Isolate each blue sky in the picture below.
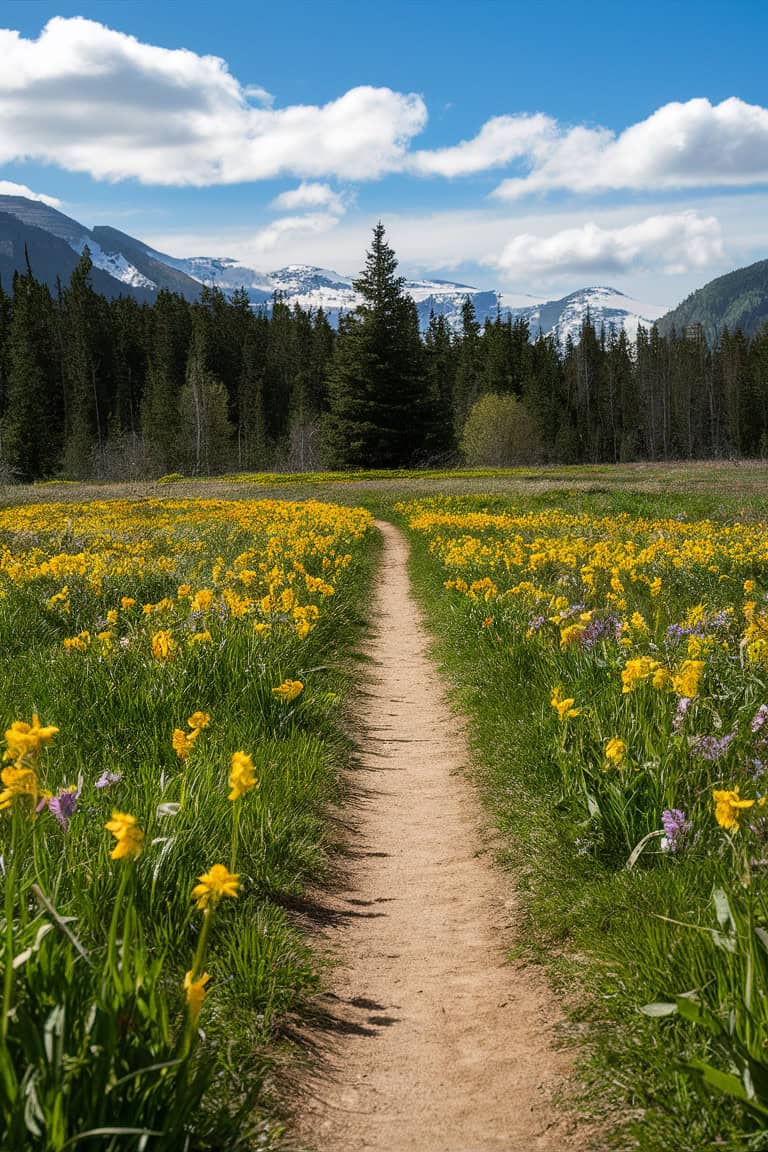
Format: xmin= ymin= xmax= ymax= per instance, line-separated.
xmin=1 ymin=0 xmax=767 ymax=305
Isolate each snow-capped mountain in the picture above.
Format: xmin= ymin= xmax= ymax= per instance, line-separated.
xmin=0 ymin=194 xmax=668 ymax=341
xmin=507 ymin=286 xmax=668 ymax=345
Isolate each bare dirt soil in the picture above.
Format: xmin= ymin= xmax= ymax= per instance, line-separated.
xmin=294 ymin=520 xmax=579 ymax=1152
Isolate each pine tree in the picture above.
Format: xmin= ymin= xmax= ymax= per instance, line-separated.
xmin=322 ymin=223 xmax=430 ymax=468
xmin=4 ymin=269 xmax=61 ymax=479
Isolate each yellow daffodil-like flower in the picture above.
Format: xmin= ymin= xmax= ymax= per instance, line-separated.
xmin=550 ymin=687 xmax=580 ymax=721
xmin=745 ymin=579 xmax=757 ymax=595
xmin=604 ymin=738 xmax=627 ymax=769
xmin=0 ymin=764 xmax=39 ymax=810
xmin=652 ymin=666 xmax=673 ymax=691
xmin=184 ymin=970 xmax=210 ymax=1021
xmin=190 ymin=589 xmax=214 ymax=613
xmin=120 ymin=597 xmax=136 ymax=611
xmin=713 ymin=787 xmax=755 ymax=831
xmin=229 ymin=751 xmax=258 ymax=801
xmin=621 ymin=656 xmax=663 ymax=693
xmin=172 ymin=728 xmax=199 ymax=760
xmin=188 ymin=631 xmax=212 ymax=646
xmin=272 ymin=679 xmax=304 ymax=702
xmin=187 ymin=711 xmax=211 ymax=731
xmin=191 ymin=863 xmax=240 ymax=910
xmin=105 ymin=810 xmax=144 ymax=860
xmin=63 ymin=631 xmax=91 ymax=653
xmin=560 ymin=622 xmax=586 ymax=647
xmin=3 ymin=714 xmax=59 ymax=765
xmin=672 ymin=659 xmax=705 ymax=698
xmin=106 ymin=609 xmax=118 ymax=626
xmin=151 ymin=630 xmax=177 ymax=661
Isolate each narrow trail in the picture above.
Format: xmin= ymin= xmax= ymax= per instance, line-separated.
xmin=297 ymin=520 xmax=576 ymax=1152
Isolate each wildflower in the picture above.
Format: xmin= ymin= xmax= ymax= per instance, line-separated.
xmin=120 ymin=597 xmax=136 ymax=610
xmin=621 ymin=656 xmax=662 ymax=693
xmin=187 ymin=711 xmax=211 ymax=731
xmin=105 ymin=810 xmax=144 ymax=860
xmin=188 ymin=630 xmax=212 ymax=646
xmin=672 ymin=697 xmax=693 ymax=732
xmin=0 ymin=764 xmax=38 ymax=810
xmin=4 ymin=714 xmax=59 ymax=765
xmin=191 ymin=863 xmax=240 ymax=910
xmin=713 ymin=787 xmax=755 ymax=831
xmin=63 ymin=631 xmax=91 ymax=653
xmin=660 ymin=808 xmax=691 ymax=853
xmin=652 ymin=666 xmax=673 ymax=691
xmin=184 ymin=970 xmax=210 ymax=1021
xmin=688 ymin=733 xmax=735 ymax=761
xmin=106 ymin=609 xmax=118 ymax=626
xmin=745 ymin=579 xmax=757 ymax=595
xmin=272 ymin=679 xmax=304 ymax=702
xmin=151 ymin=630 xmax=176 ymax=661
xmin=604 ymin=738 xmax=627 ymax=769
xmin=172 ymin=728 xmax=199 ymax=760
xmin=229 ymin=751 xmax=258 ymax=801
xmin=751 ymin=704 xmax=768 ymax=734
xmin=550 ymin=687 xmax=579 ymax=721
xmin=672 ymin=660 xmax=705 ymax=698
xmin=95 ymin=769 xmax=122 ymax=790
xmin=44 ymin=784 xmax=80 ymax=831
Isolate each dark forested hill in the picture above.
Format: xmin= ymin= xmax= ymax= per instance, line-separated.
xmin=657 ymin=259 xmax=768 ymax=343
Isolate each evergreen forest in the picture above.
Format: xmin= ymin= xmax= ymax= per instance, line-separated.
xmin=2 ymin=223 xmax=768 ymax=481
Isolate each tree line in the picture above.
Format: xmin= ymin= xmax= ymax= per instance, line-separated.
xmin=1 ymin=223 xmax=768 ymax=481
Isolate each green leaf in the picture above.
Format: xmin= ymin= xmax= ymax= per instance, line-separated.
xmin=640 ymin=1001 xmax=678 ymax=1017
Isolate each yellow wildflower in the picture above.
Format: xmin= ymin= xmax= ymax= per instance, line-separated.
xmin=4 ymin=714 xmax=59 ymax=764
xmin=745 ymin=579 xmax=756 ymax=594
xmin=120 ymin=597 xmax=136 ymax=611
xmin=713 ymin=788 xmax=755 ymax=831
xmin=604 ymin=738 xmax=627 ymax=769
xmin=621 ymin=656 xmax=662 ymax=693
xmin=191 ymin=863 xmax=240 ymax=910
xmin=106 ymin=609 xmax=118 ymax=626
xmin=151 ymin=630 xmax=176 ymax=661
xmin=63 ymin=631 xmax=91 ymax=653
xmin=229 ymin=751 xmax=258 ymax=801
xmin=188 ymin=630 xmax=212 ymax=646
xmin=550 ymin=687 xmax=580 ymax=721
xmin=184 ymin=970 xmax=210 ymax=1021
xmin=672 ymin=659 xmax=705 ymax=698
xmin=105 ymin=810 xmax=144 ymax=860
xmin=172 ymin=728 xmax=199 ymax=760
xmin=272 ymin=679 xmax=304 ymax=702
xmin=0 ymin=764 xmax=39 ymax=809
xmin=187 ymin=711 xmax=211 ymax=731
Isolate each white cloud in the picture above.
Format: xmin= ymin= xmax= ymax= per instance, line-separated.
xmin=488 ymin=212 xmax=724 ymax=280
xmin=247 ymin=212 xmax=341 ymax=256
xmin=493 ymin=98 xmax=768 ymax=198
xmin=270 ymin=182 xmax=347 ymax=213
xmin=0 ymin=17 xmax=426 ymax=185
xmin=0 ymin=180 xmax=61 ymax=206
xmin=408 ymin=114 xmax=554 ymax=177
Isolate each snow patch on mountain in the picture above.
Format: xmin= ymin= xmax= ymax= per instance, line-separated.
xmin=513 ymin=286 xmax=667 ymax=345
xmin=71 ymin=238 xmax=156 ymax=291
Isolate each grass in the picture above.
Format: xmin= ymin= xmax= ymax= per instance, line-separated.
xmin=0 ymin=496 xmax=377 ymax=1150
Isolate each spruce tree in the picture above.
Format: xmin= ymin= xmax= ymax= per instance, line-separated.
xmin=322 ymin=223 xmax=430 ymax=468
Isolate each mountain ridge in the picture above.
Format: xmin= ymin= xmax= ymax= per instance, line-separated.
xmin=0 ymin=193 xmax=665 ymax=342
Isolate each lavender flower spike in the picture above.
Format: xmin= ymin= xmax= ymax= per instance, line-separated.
xmin=660 ymin=808 xmax=691 ymax=853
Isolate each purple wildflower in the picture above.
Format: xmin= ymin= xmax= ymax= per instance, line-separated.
xmin=672 ymin=697 xmax=692 ymax=732
xmin=39 ymin=783 xmax=81 ymax=831
xmin=527 ymin=614 xmax=546 ymax=632
xmin=752 ymin=705 xmax=768 ymax=734
xmin=661 ymin=809 xmax=691 ymax=853
xmin=579 ymin=614 xmax=620 ymax=650
xmin=95 ymin=769 xmax=122 ymax=790
xmin=688 ymin=732 xmax=735 ymax=761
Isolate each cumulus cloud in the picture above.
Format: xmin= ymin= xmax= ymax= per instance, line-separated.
xmin=270 ymin=182 xmax=347 ymax=213
xmin=489 ymin=212 xmax=724 ymax=280
xmin=408 ymin=114 xmax=554 ymax=177
xmin=493 ymin=98 xmax=768 ymax=198
xmin=247 ymin=212 xmax=341 ymax=256
xmin=0 ymin=17 xmax=426 ymax=185
xmin=0 ymin=180 xmax=61 ymax=206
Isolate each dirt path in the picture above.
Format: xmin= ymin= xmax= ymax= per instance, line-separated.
xmin=297 ymin=520 xmax=576 ymax=1152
